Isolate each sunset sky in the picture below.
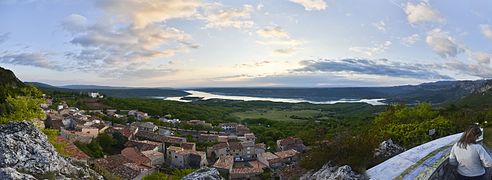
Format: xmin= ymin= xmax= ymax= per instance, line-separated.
xmin=1 ymin=0 xmax=492 ymax=87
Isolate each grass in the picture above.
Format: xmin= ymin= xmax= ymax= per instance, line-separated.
xmin=232 ymin=109 xmax=333 ymax=121
xmin=42 ymin=129 xmax=72 ymax=157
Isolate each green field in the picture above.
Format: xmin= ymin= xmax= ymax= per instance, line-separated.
xmin=232 ymin=109 xmax=334 ymax=121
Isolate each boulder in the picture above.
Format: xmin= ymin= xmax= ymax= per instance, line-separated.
xmin=300 ymin=163 xmax=366 ymax=180
xmin=374 ymin=139 xmax=406 ymax=159
xmin=182 ymin=167 xmax=224 ymax=180
xmin=0 ymin=121 xmax=102 ymax=179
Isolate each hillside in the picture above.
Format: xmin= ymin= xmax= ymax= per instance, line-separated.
xmin=453 ymin=80 xmax=492 ymax=108
xmin=0 ymin=67 xmax=27 ymax=116
xmin=197 ymin=80 xmax=489 ymax=105
xmin=29 ymin=83 xmax=190 ymax=98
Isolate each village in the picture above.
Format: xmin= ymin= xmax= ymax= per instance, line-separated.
xmin=40 ymin=92 xmax=307 ymax=180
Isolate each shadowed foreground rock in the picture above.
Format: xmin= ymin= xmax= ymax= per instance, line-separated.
xmin=374 ymin=139 xmax=406 ymax=159
xmin=0 ymin=121 xmax=102 ymax=179
xmin=182 ymin=167 xmax=224 ymax=180
xmin=300 ymin=163 xmax=367 ymax=180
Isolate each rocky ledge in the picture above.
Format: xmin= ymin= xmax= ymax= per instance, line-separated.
xmin=0 ymin=121 xmax=102 ymax=180
xmin=182 ymin=167 xmax=224 ymax=180
xmin=300 ymin=163 xmax=367 ymax=180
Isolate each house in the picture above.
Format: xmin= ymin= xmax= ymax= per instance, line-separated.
xmin=62 ymin=118 xmax=76 ymax=129
xmin=238 ymin=133 xmax=256 ymax=142
xmin=88 ymin=92 xmax=103 ymax=98
xmin=125 ymin=140 xmax=164 ymax=152
xmin=136 ymin=112 xmax=149 ymax=121
xmin=199 ymin=134 xmax=218 ymax=142
xmin=134 ymin=130 xmax=186 ymax=145
xmin=255 ymin=143 xmax=266 ymax=158
xmin=159 ymin=117 xmax=180 ymax=124
xmin=220 ymin=123 xmax=238 ymax=133
xmin=181 ymin=142 xmax=196 ymax=151
xmin=213 ymin=155 xmax=234 ymax=175
xmin=142 ymin=150 xmax=164 ymax=166
xmin=137 ymin=122 xmax=158 ymax=132
xmin=274 ymin=149 xmax=299 ymax=164
xmin=219 ymin=123 xmax=251 ymax=135
xmin=94 ymin=154 xmax=151 ymax=180
xmin=258 ymin=152 xmax=283 ymax=169
xmin=187 ymin=120 xmax=212 ymax=127
xmin=230 ymin=166 xmax=264 ymax=180
xmin=240 ymin=141 xmax=255 ymax=161
xmin=158 ymin=128 xmax=172 ymax=136
xmin=166 ymin=146 xmax=207 ymax=168
xmin=121 ymin=147 xmax=151 ymax=167
xmin=45 ymin=112 xmax=63 ymax=129
xmin=276 ymin=137 xmax=306 ymax=152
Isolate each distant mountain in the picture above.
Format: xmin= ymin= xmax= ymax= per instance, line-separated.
xmin=61 ymin=85 xmax=130 ymax=90
xmin=196 ymin=80 xmax=491 ymax=105
xmin=31 ymin=82 xmax=189 ymax=98
xmin=453 ymin=80 xmax=492 ymax=108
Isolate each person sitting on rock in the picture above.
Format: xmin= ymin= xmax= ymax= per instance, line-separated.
xmin=449 ymin=124 xmax=492 ymax=180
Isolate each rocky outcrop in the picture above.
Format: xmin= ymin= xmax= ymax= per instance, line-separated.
xmin=182 ymin=167 xmax=224 ymax=180
xmin=0 ymin=121 xmax=102 ymax=179
xmin=374 ymin=139 xmax=405 ymax=159
xmin=300 ymin=163 xmax=366 ymax=180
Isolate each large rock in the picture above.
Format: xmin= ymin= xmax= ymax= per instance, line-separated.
xmin=374 ymin=139 xmax=406 ymax=159
xmin=182 ymin=167 xmax=224 ymax=180
xmin=0 ymin=121 xmax=102 ymax=179
xmin=300 ymin=163 xmax=366 ymax=180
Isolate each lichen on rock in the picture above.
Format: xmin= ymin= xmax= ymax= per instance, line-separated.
xmin=0 ymin=121 xmax=102 ymax=179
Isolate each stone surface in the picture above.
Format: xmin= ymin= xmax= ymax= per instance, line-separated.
xmin=182 ymin=167 xmax=224 ymax=180
xmin=374 ymin=139 xmax=406 ymax=159
xmin=366 ymin=133 xmax=462 ymax=179
xmin=300 ymin=163 xmax=366 ymax=180
xmin=0 ymin=121 xmax=102 ymax=179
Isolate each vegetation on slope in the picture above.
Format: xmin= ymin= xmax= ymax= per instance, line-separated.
xmin=0 ymin=67 xmax=45 ymax=124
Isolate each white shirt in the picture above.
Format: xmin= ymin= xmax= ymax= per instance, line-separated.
xmin=449 ymin=143 xmax=492 ymax=177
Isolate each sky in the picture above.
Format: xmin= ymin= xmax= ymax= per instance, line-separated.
xmin=0 ymin=0 xmax=492 ymax=87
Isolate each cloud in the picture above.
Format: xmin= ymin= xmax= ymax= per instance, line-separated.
xmin=445 ymin=61 xmax=492 ymax=78
xmin=372 ymin=20 xmax=386 ymax=32
xmin=425 ymin=28 xmax=464 ymax=58
xmin=63 ymin=1 xmax=200 ymax=75
xmin=294 ymin=58 xmax=451 ymax=80
xmin=472 ymin=52 xmax=491 ymax=64
xmin=199 ymin=3 xmax=254 ymax=29
xmin=480 ymin=24 xmax=492 ymax=40
xmin=97 ymin=0 xmax=201 ymax=29
xmin=349 ymin=41 xmax=392 ymax=56
xmin=404 ymin=2 xmax=444 ymax=24
xmin=234 ymin=60 xmax=271 ymax=68
xmin=401 ymin=34 xmax=420 ymax=46
xmin=62 ymin=14 xmax=88 ymax=33
xmin=274 ymin=48 xmax=296 ymax=55
xmin=0 ymin=52 xmax=61 ymax=70
xmin=256 ymin=26 xmax=301 ymax=55
xmin=289 ymin=0 xmax=327 ymax=11
xmin=256 ymin=26 xmax=290 ymax=38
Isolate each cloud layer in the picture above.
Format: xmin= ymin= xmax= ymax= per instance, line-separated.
xmin=294 ymin=58 xmax=451 ymax=80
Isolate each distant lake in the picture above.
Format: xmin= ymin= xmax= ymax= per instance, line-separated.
xmin=161 ymin=90 xmax=386 ymax=105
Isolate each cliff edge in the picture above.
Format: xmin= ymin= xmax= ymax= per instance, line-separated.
xmin=0 ymin=121 xmax=102 ymax=179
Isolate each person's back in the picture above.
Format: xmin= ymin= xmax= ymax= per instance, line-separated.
xmin=450 ymin=143 xmax=492 ymax=177
xmin=449 ymin=124 xmax=492 ymax=180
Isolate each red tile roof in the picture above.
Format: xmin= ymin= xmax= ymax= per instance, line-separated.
xmin=213 ymin=155 xmax=234 ymax=170
xmin=121 ymin=147 xmax=151 ymax=166
xmin=274 ymin=149 xmax=299 ymax=159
